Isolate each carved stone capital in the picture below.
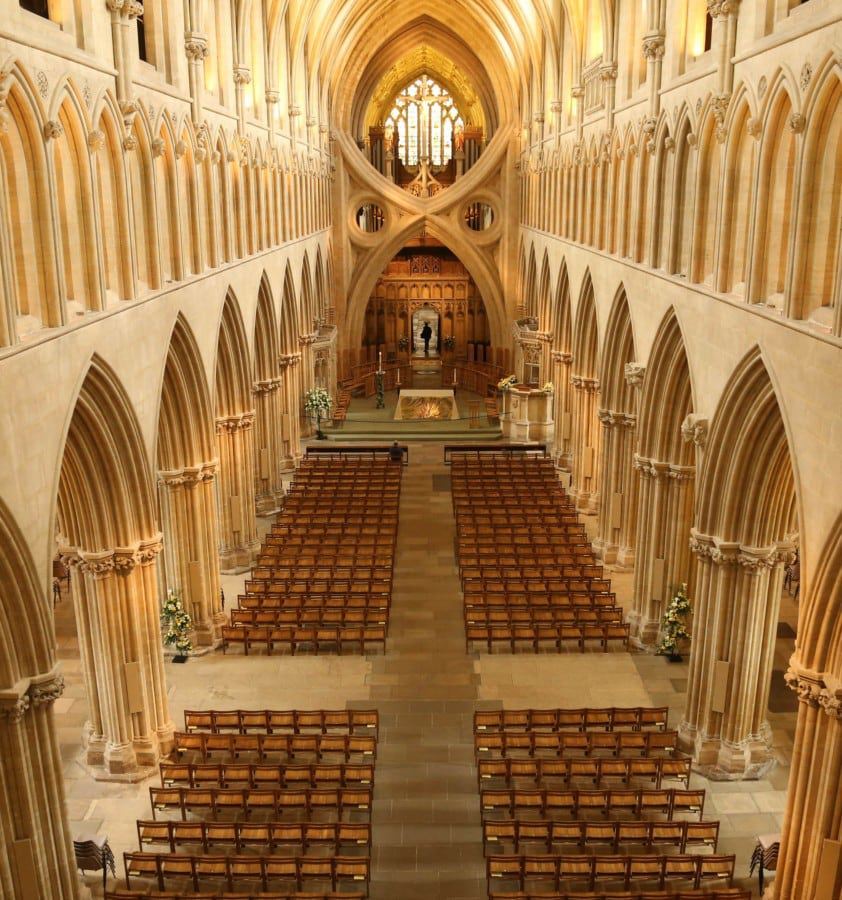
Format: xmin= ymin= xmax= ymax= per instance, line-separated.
xmin=624 ymin=362 xmax=646 ymax=388
xmin=570 ymin=375 xmax=600 ymax=393
xmin=681 ymin=414 xmax=708 ymax=447
xmin=29 ymin=670 xmax=65 ymax=706
xmin=184 ymin=36 xmax=209 ymax=62
xmin=159 ymin=461 xmax=218 ymax=487
xmin=706 ymin=0 xmax=739 ymax=18
xmin=633 ymin=454 xmax=671 ymax=478
xmin=642 ymin=33 xmax=666 ymax=60
xmin=215 ymin=412 xmax=256 ymax=434
xmin=0 ymin=693 xmax=30 ymax=723
xmin=550 ymin=100 xmax=564 ymax=114
xmin=124 ymin=0 xmax=143 ymax=19
xmin=253 ymin=377 xmax=283 ymax=394
xmin=785 ymin=662 xmax=842 ymax=717
xmin=113 ymin=546 xmax=141 ymax=574
xmin=265 ymin=90 xmax=280 ymax=105
xmin=746 ymin=116 xmax=761 ymax=138
xmin=712 ymin=93 xmax=731 ymax=143
xmin=599 ymin=64 xmax=618 ymax=82
xmin=123 ymin=134 xmax=138 ymax=152
xmin=137 ymin=534 xmax=164 ymax=564
xmin=233 ymin=66 xmax=252 ymax=86
xmin=288 ymin=106 xmax=302 ymax=118
xmin=737 ymin=545 xmax=781 ymax=573
xmin=552 ymin=351 xmax=573 ymax=365
xmin=77 ymin=550 xmax=116 ymax=579
xmin=667 ymin=464 xmax=696 ymax=481
xmin=151 ymin=137 xmax=165 ymax=158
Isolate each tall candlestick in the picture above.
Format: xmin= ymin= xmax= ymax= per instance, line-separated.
xmin=378 ymin=352 xmax=382 ymax=371
xmin=396 ymin=368 xmax=401 ymax=386
xmin=452 ymin=368 xmax=457 ymax=385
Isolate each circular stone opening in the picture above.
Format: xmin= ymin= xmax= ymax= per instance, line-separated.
xmin=464 ymin=201 xmax=495 ymax=231
xmin=355 ymin=203 xmax=385 ymax=233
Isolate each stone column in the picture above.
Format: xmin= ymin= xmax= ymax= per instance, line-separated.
xmin=629 ymin=458 xmax=696 ymax=646
xmin=215 ymin=413 xmax=260 ymax=572
xmin=552 ymin=352 xmax=573 ymax=469
xmin=184 ymin=34 xmax=209 ymax=127
xmin=279 ymin=354 xmax=303 ymax=467
xmin=569 ymin=374 xmax=601 ymax=513
xmin=0 ymin=670 xmax=80 ymax=899
xmin=158 ymin=462 xmax=223 ymax=645
xmin=776 ymin=663 xmax=842 ymax=900
xmin=253 ymin=377 xmax=285 ymax=516
xmin=594 ymin=410 xmax=638 ymax=564
xmin=59 ymin=537 xmax=174 ymax=777
xmin=679 ymin=533 xmax=794 ymax=779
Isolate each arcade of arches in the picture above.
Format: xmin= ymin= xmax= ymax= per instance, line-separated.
xmin=0 ymin=1 xmax=840 ymax=899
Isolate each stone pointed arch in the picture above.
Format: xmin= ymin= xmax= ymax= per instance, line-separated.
xmin=683 ymin=348 xmax=800 ymax=779
xmin=214 ymin=290 xmax=258 ymax=571
xmin=631 ymin=307 xmax=697 ymax=646
xmin=776 ymin=513 xmax=842 ymax=900
xmin=54 ymin=355 xmax=172 ymax=776
xmin=0 ymin=497 xmax=78 ymax=899
xmin=550 ymin=258 xmax=574 ymax=469
xmin=594 ymin=286 xmax=639 ymax=565
xmin=253 ymin=273 xmax=285 ymax=514
xmin=569 ymin=270 xmax=601 ymax=511
xmin=278 ymin=262 xmax=303 ymax=466
xmin=154 ymin=315 xmax=222 ymax=644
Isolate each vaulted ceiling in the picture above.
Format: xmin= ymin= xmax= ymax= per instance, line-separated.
xmin=259 ymin=0 xmax=595 ymax=133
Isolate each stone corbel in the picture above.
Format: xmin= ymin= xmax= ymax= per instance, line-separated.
xmin=253 ymin=377 xmax=283 ymax=394
xmin=122 ymin=134 xmax=138 ymax=152
xmin=681 ymin=414 xmax=709 ymax=447
xmin=0 ymin=687 xmax=31 ymax=723
xmin=151 ymin=137 xmax=165 ymax=158
xmin=570 ymin=375 xmax=600 ymax=393
xmin=642 ymin=33 xmax=666 ymax=61
xmin=137 ymin=533 xmax=164 ymax=564
xmin=114 ymin=545 xmax=142 ymax=574
xmin=788 ymin=113 xmax=806 ymax=134
xmin=667 ymin=464 xmax=696 ymax=481
xmin=624 ymin=362 xmax=646 ymax=388
xmin=552 ymin=351 xmax=574 ymax=365
xmin=233 ymin=66 xmax=252 ymax=87
xmin=711 ymin=93 xmax=731 ymax=143
xmin=184 ymin=35 xmax=210 ymax=62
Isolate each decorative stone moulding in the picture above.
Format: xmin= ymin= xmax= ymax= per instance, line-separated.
xmin=552 ymin=351 xmax=573 ymax=365
xmin=788 ymin=113 xmax=806 ymax=133
xmin=233 ymin=66 xmax=252 ymax=86
xmin=151 ymin=137 xmax=165 ymax=158
xmin=570 ymin=375 xmax=600 ymax=393
xmin=681 ymin=413 xmax=708 ymax=447
xmin=159 ymin=460 xmax=218 ymax=487
xmin=642 ymin=33 xmax=666 ymax=60
xmin=184 ymin=37 xmax=210 ymax=61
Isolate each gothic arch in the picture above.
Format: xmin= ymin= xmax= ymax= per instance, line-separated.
xmin=750 ymin=81 xmax=796 ymax=308
xmin=594 ymin=286 xmax=638 ymax=564
xmin=790 ymin=64 xmax=841 ymax=328
xmin=0 ymin=497 xmax=77 ymax=899
xmin=0 ymin=66 xmax=61 ymax=337
xmin=631 ymin=308 xmax=696 ymax=645
xmin=692 ymin=106 xmax=721 ymax=285
xmin=569 ymin=271 xmax=601 ymax=511
xmin=54 ymin=355 xmax=172 ymax=775
xmin=683 ymin=348 xmax=800 ymax=778
xmin=127 ymin=109 xmax=160 ymax=292
xmin=215 ymin=290 xmax=253 ymax=417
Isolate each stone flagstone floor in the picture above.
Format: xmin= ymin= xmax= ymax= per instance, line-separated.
xmin=54 ymin=441 xmax=797 ymax=897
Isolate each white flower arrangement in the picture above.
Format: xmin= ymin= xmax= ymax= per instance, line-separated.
xmin=161 ymin=589 xmax=193 ymax=655
xmin=497 ymin=374 xmax=518 ymax=391
xmin=657 ymin=583 xmax=692 ymax=656
xmin=541 ymin=382 xmax=554 ymax=394
xmin=303 ymin=387 xmax=332 ymax=417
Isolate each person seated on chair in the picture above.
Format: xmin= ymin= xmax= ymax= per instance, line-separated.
xmin=389 ymin=441 xmax=403 ymax=464
xmin=420 ymin=323 xmax=433 ymax=356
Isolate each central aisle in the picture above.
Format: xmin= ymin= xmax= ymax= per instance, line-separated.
xmin=359 ymin=443 xmax=490 ymax=900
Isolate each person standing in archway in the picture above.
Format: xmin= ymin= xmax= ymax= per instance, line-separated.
xmin=421 ymin=322 xmax=433 ymax=356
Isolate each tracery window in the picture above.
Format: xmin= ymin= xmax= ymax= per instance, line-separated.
xmin=385 ymin=75 xmax=464 ymax=167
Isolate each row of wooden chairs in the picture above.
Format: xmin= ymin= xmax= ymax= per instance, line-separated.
xmin=173 ymin=732 xmax=376 ymax=763
xmin=474 ymin=708 xmax=669 ymax=732
xmin=482 ymin=819 xmax=719 ymax=854
xmin=458 ymin=551 xmax=601 ymax=570
xmin=465 ymin=609 xmax=624 ymax=630
xmin=160 ymin=763 xmax=374 ymax=790
xmin=466 ymin=623 xmax=631 ymax=653
xmin=480 ymin=789 xmax=705 ymax=821
xmin=230 ymin=609 xmax=386 ymax=629
xmin=250 ymin=565 xmax=394 ymax=581
xmin=108 ymin=892 xmax=363 ymax=899
xmin=474 ymin=730 xmax=677 ymax=758
xmin=263 ymin=532 xmax=395 ymax=548
xmin=463 ymin=579 xmax=607 ymax=595
xmin=465 ymin=594 xmax=618 ymax=610
xmin=220 ymin=625 xmax=387 ymax=656
xmin=123 ymin=853 xmax=370 ymax=894
xmin=273 ymin=514 xmax=398 ymax=527
xmin=462 ymin=569 xmax=607 ymax=586
xmin=267 ymin=525 xmax=396 ymax=540
xmin=237 ymin=596 xmax=389 ymax=612
xmin=137 ymin=820 xmax=371 ymax=854
xmin=183 ymin=709 xmax=379 ymax=736
xmin=488 ymin=891 xmax=750 ymax=900
xmin=149 ymin=787 xmax=372 ymax=822
xmin=478 ymin=756 xmax=692 ymax=789
xmin=242 ymin=578 xmax=392 ymax=595
xmin=487 ymin=854 xmax=734 ymax=891
xmin=457 ymin=526 xmax=588 ymax=539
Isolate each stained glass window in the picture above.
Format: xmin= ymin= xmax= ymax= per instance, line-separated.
xmin=385 ymin=74 xmax=462 ymax=166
